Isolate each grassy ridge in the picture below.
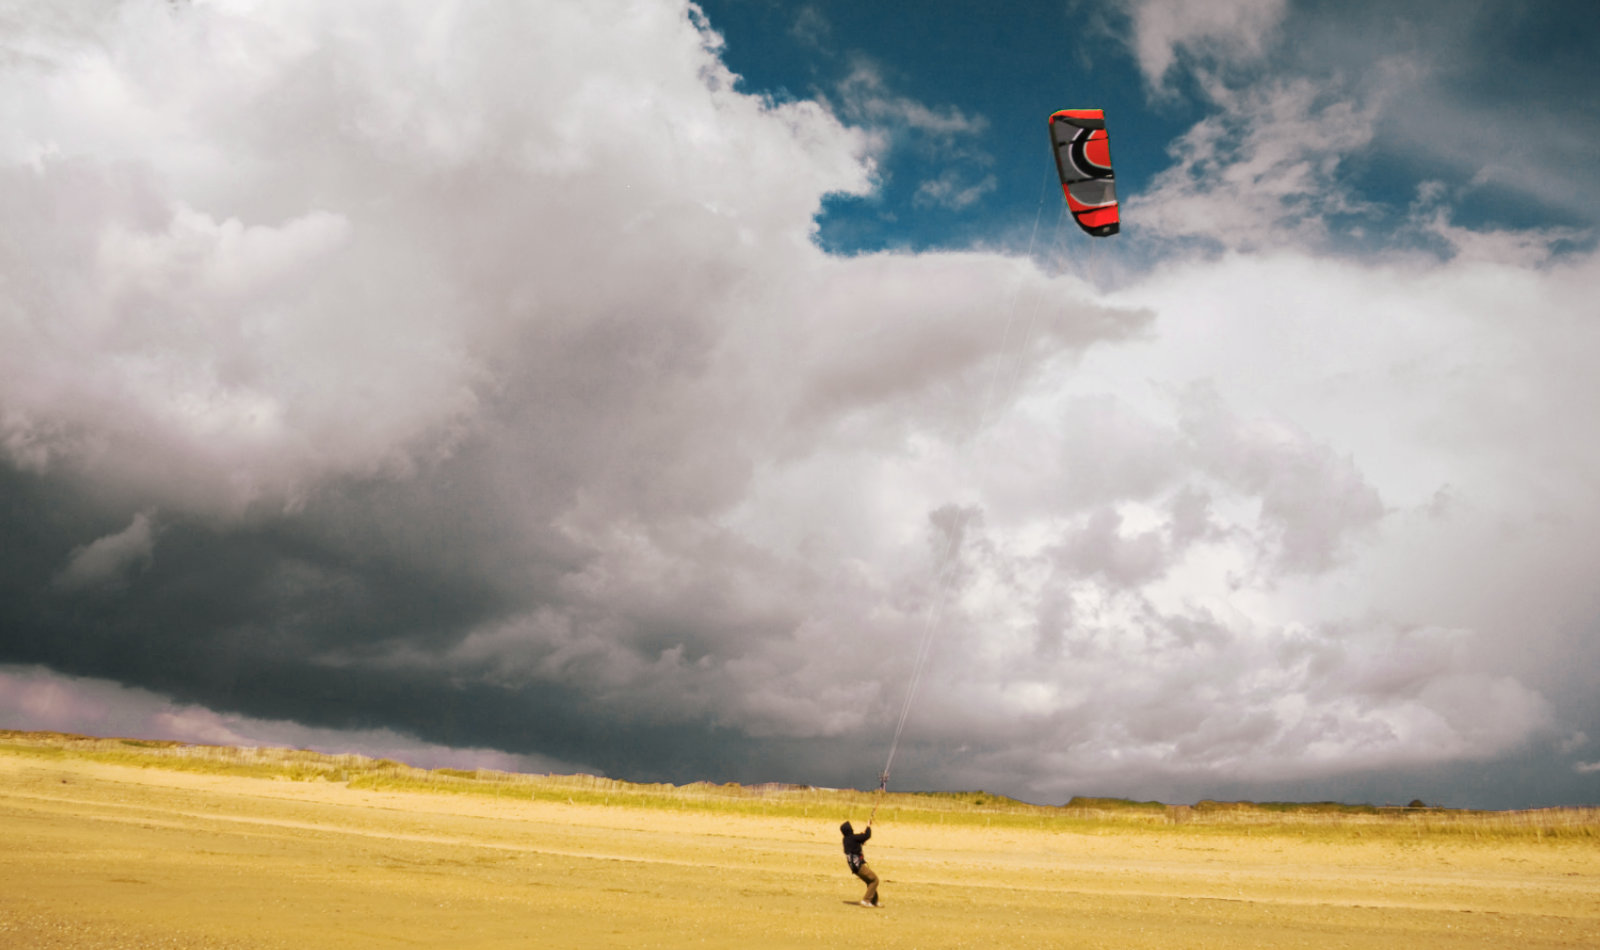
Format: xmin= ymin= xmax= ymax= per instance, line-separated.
xmin=3 ymin=730 xmax=1595 ymax=840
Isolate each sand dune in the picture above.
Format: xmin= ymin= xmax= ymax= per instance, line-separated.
xmin=2 ymin=748 xmax=1597 ymax=948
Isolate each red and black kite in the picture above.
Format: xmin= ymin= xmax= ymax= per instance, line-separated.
xmin=1048 ymin=109 xmax=1119 ymax=237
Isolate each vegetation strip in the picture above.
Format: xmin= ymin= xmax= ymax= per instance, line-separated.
xmin=3 ymin=730 xmax=1594 ymax=840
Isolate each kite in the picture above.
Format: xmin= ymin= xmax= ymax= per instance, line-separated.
xmin=1048 ymin=109 xmax=1119 ymax=237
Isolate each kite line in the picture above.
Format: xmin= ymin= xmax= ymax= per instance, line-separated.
xmin=867 ymin=175 xmax=1069 ymax=824
xmin=866 ymin=109 xmax=1119 ymax=821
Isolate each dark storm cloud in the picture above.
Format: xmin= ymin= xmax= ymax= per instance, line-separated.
xmin=0 ymin=461 xmax=857 ymax=786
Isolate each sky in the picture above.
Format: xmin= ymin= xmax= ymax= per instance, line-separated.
xmin=2 ymin=0 xmax=1598 ymax=810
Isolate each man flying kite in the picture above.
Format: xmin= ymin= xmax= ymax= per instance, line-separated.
xmin=839 ymin=820 xmax=880 ymax=907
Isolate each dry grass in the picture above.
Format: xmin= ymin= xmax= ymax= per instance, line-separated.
xmin=2 ymin=729 xmax=1593 ymax=841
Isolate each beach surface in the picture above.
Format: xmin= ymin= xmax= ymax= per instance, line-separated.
xmin=2 ymin=751 xmax=1596 ymax=949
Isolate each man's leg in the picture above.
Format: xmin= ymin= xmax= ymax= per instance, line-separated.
xmin=857 ymin=862 xmax=879 ymax=905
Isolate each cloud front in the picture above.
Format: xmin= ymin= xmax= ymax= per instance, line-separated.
xmin=2 ymin=0 xmax=1596 ymax=808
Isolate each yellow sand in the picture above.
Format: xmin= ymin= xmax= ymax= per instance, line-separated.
xmin=2 ymin=753 xmax=1596 ymax=949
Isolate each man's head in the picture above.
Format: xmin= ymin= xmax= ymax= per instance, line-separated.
xmin=840 ymin=821 xmax=853 ymax=835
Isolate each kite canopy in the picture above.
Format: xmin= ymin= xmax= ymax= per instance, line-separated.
xmin=1049 ymin=109 xmax=1119 ymax=237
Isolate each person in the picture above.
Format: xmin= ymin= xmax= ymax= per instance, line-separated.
xmin=839 ymin=820 xmax=880 ymax=907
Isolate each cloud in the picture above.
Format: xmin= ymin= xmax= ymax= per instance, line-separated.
xmin=914 ymin=170 xmax=998 ymax=211
xmin=1132 ymin=75 xmax=1387 ymax=249
xmin=0 ymin=665 xmax=587 ymax=774
xmin=1 ymin=0 xmax=877 ymax=519
xmin=1354 ymin=1 xmax=1600 ymax=230
xmin=0 ymin=0 xmax=1134 ymax=784
xmin=825 ymin=58 xmax=996 ymax=221
xmin=1177 ymin=387 xmax=1385 ymax=574
xmin=52 ymin=510 xmax=158 ymax=591
xmin=788 ymin=4 xmax=831 ymax=48
xmin=834 ymin=61 xmax=989 ymax=139
xmin=0 ymin=0 xmax=1596 ymax=809
xmin=1125 ymin=0 xmax=1600 ymax=242
xmin=1122 ymin=0 xmax=1287 ymax=90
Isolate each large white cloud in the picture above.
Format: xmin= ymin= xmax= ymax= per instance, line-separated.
xmin=1 ymin=0 xmax=875 ymax=515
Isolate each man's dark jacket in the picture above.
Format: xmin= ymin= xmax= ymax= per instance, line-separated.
xmin=840 ymin=821 xmax=871 ymax=857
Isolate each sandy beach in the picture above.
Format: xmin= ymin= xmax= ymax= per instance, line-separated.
xmin=3 ymin=751 xmax=1596 ymax=949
